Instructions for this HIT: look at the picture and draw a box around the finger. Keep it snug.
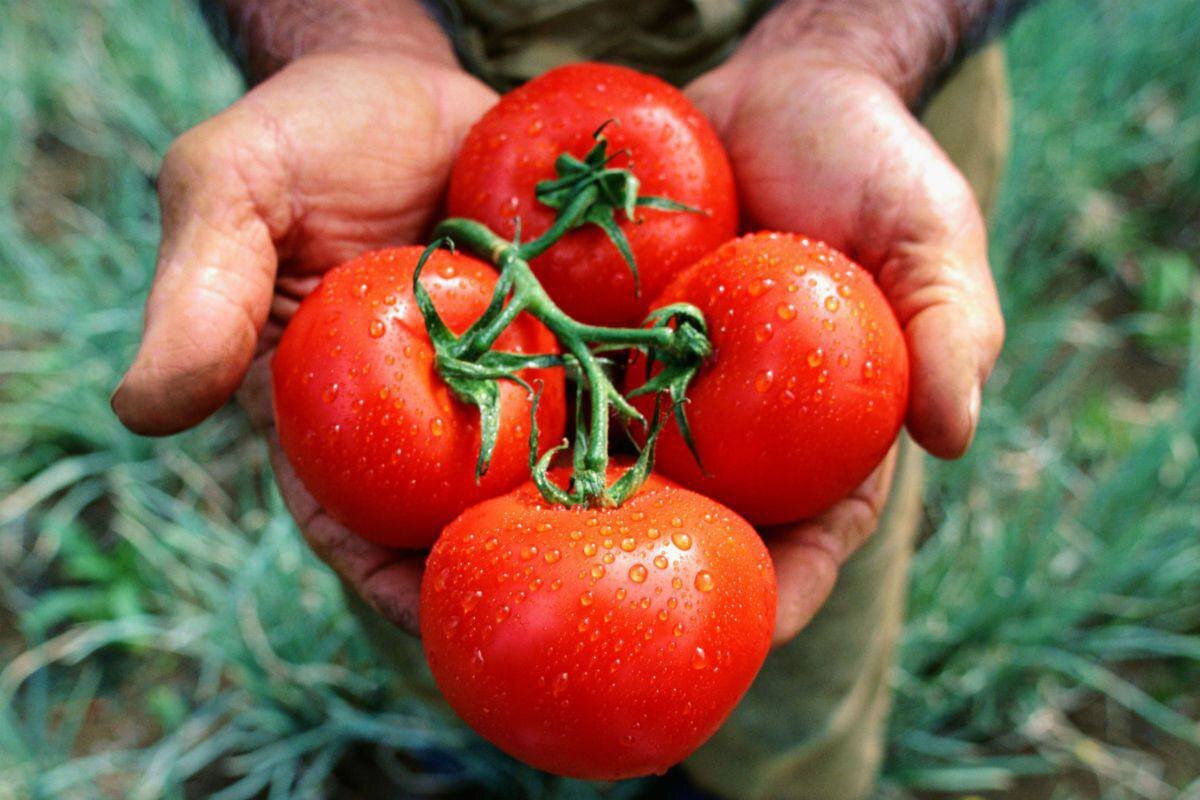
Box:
[865,122,1006,460]
[267,434,424,635]
[111,110,287,436]
[765,445,897,644]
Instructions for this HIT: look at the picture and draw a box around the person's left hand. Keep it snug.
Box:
[687,46,1005,643]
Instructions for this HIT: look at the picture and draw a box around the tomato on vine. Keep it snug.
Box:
[420,467,775,779]
[447,62,738,327]
[271,247,566,549]
[627,233,909,525]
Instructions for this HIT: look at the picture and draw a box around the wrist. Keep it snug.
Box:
[204,0,459,83]
[727,0,1027,107]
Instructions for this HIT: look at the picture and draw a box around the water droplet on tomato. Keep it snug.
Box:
[825,296,841,312]
[520,545,538,560]
[582,542,598,557]
[322,383,339,403]
[620,537,636,552]
[580,591,594,606]
[430,418,445,437]
[653,554,669,569]
[368,319,385,338]
[590,565,606,580]
[694,571,715,592]
[616,587,628,601]
[808,349,824,368]
[754,370,774,393]
[776,303,797,320]
[544,548,561,564]
[461,590,482,612]
[755,322,773,342]
[692,647,708,669]
[747,279,766,297]
[838,284,852,298]
[352,282,368,298]
[629,564,648,583]
[863,360,875,380]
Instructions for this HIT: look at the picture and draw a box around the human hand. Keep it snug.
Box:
[688,30,1005,643]
[112,48,497,633]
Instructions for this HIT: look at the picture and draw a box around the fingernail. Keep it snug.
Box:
[109,376,127,415]
[967,382,982,440]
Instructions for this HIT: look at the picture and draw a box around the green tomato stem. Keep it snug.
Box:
[427,217,708,507]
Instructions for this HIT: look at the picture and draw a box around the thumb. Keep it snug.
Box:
[112,112,284,435]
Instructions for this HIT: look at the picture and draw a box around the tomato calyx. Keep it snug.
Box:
[413,220,710,508]
[520,123,704,295]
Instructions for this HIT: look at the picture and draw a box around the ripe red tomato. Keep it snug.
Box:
[272,247,566,549]
[420,468,775,779]
[447,62,738,327]
[626,233,909,525]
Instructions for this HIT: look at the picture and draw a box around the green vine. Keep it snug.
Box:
[413,128,709,508]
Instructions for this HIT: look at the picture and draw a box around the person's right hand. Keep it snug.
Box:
[111,49,497,633]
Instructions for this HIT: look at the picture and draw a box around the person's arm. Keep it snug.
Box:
[199,0,457,83]
[739,0,1035,106]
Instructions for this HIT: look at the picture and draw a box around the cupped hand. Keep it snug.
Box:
[688,52,1005,643]
[112,50,497,633]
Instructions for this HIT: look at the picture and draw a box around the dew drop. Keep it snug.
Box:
[629,564,648,583]
[582,542,598,557]
[747,279,767,297]
[825,296,841,312]
[368,319,385,338]
[461,590,482,613]
[838,352,850,367]
[838,284,852,298]
[776,303,797,321]
[430,418,445,437]
[322,383,340,404]
[552,672,569,694]
[863,360,876,380]
[692,647,709,669]
[755,322,774,342]
[580,591,594,606]
[754,370,774,393]
[694,571,715,592]
[520,545,538,561]
[671,531,692,551]
[807,349,824,368]
[654,554,669,569]
[544,548,562,564]
[590,565,606,580]
[620,537,637,552]
[616,587,628,601]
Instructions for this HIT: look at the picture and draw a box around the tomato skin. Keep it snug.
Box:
[626,233,909,525]
[420,469,775,779]
[447,62,738,327]
[271,247,566,549]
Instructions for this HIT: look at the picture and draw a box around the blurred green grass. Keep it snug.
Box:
[1,0,1198,798]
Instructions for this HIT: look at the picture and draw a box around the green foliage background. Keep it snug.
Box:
[1,0,1198,797]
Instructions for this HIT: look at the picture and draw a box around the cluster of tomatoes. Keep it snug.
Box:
[271,64,908,780]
